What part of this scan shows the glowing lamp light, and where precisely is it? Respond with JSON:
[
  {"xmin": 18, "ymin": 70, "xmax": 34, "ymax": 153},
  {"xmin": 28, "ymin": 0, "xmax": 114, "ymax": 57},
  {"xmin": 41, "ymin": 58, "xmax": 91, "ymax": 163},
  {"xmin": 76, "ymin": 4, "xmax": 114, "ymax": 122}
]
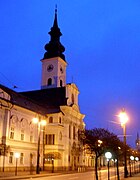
[
  {"xmin": 14, "ymin": 152, "xmax": 20, "ymax": 176},
  {"xmin": 98, "ymin": 140, "xmax": 103, "ymax": 147},
  {"xmin": 118, "ymin": 109, "xmax": 128, "ymax": 178},
  {"xmin": 130, "ymin": 156, "xmax": 134, "ymax": 161},
  {"xmin": 135, "ymin": 157, "xmax": 139, "ymax": 161},
  {"xmin": 41, "ymin": 120, "xmax": 47, "ymax": 126},
  {"xmin": 118, "ymin": 110, "xmax": 128, "ymax": 126},
  {"xmin": 105, "ymin": 151, "xmax": 112, "ymax": 180},
  {"xmin": 14, "ymin": 152, "xmax": 20, "ymax": 158},
  {"xmin": 98, "ymin": 140, "xmax": 103, "ymax": 144},
  {"xmin": 32, "ymin": 116, "xmax": 47, "ymax": 174},
  {"xmin": 32, "ymin": 117, "xmax": 39, "ymax": 124},
  {"xmin": 105, "ymin": 152, "xmax": 112, "ymax": 161}
]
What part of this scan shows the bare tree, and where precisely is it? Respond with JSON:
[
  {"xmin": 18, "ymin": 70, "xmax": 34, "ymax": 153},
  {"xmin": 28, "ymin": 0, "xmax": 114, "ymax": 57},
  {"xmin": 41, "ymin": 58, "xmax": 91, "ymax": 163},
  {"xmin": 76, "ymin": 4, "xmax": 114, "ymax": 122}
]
[{"xmin": 83, "ymin": 128, "xmax": 124, "ymax": 180}]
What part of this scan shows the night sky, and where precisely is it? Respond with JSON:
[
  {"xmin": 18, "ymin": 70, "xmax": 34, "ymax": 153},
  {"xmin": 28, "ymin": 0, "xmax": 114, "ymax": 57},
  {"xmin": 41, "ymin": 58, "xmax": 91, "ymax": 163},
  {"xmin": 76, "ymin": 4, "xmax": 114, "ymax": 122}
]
[{"xmin": 0, "ymin": 1, "xmax": 140, "ymax": 147}]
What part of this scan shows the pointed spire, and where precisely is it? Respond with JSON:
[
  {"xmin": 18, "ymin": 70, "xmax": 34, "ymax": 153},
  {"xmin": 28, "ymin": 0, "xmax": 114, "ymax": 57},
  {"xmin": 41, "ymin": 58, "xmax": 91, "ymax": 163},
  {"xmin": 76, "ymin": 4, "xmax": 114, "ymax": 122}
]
[
  {"xmin": 137, "ymin": 132, "xmax": 139, "ymax": 140},
  {"xmin": 53, "ymin": 5, "xmax": 58, "ymax": 28},
  {"xmin": 49, "ymin": 5, "xmax": 62, "ymax": 39},
  {"xmin": 43, "ymin": 7, "xmax": 66, "ymax": 61}
]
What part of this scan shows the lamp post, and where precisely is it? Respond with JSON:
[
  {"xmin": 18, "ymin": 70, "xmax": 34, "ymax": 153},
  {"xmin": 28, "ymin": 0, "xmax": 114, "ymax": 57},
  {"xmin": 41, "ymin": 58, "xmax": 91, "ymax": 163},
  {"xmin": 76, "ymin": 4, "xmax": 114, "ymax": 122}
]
[
  {"xmin": 14, "ymin": 152, "xmax": 20, "ymax": 176},
  {"xmin": 118, "ymin": 109, "xmax": 128, "ymax": 178},
  {"xmin": 135, "ymin": 157, "xmax": 139, "ymax": 173},
  {"xmin": 52, "ymin": 158, "xmax": 54, "ymax": 173},
  {"xmin": 33, "ymin": 117, "xmax": 46, "ymax": 174},
  {"xmin": 105, "ymin": 152, "xmax": 112, "ymax": 180},
  {"xmin": 130, "ymin": 156, "xmax": 134, "ymax": 176},
  {"xmin": 130, "ymin": 155, "xmax": 134, "ymax": 175}
]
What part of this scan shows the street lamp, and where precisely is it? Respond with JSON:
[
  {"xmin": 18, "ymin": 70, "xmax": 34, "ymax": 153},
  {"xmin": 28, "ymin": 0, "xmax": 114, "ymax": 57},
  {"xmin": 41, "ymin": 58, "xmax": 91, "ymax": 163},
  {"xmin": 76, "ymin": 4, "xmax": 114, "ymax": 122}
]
[
  {"xmin": 118, "ymin": 109, "xmax": 128, "ymax": 178},
  {"xmin": 130, "ymin": 155, "xmax": 134, "ymax": 176},
  {"xmin": 52, "ymin": 158, "xmax": 54, "ymax": 173},
  {"xmin": 130, "ymin": 155, "xmax": 134, "ymax": 175},
  {"xmin": 14, "ymin": 152, "xmax": 20, "ymax": 176},
  {"xmin": 135, "ymin": 157, "xmax": 139, "ymax": 173},
  {"xmin": 105, "ymin": 151, "xmax": 112, "ymax": 180},
  {"xmin": 98, "ymin": 140, "xmax": 103, "ymax": 147},
  {"xmin": 33, "ymin": 117, "xmax": 47, "ymax": 174}
]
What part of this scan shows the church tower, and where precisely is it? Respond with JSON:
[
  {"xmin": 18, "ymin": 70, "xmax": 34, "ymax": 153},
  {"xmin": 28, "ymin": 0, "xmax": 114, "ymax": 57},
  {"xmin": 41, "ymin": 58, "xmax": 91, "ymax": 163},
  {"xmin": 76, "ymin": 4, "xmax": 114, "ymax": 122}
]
[
  {"xmin": 18, "ymin": 8, "xmax": 85, "ymax": 171},
  {"xmin": 41, "ymin": 8, "xmax": 67, "ymax": 89},
  {"xmin": 136, "ymin": 132, "xmax": 140, "ymax": 151}
]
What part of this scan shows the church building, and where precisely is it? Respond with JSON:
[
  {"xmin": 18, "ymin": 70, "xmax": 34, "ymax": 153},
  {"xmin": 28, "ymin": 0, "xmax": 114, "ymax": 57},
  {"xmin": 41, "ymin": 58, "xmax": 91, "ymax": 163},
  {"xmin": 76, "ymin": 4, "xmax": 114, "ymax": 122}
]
[
  {"xmin": 136, "ymin": 133, "xmax": 140, "ymax": 152},
  {"xmin": 0, "ymin": 8, "xmax": 85, "ymax": 172}
]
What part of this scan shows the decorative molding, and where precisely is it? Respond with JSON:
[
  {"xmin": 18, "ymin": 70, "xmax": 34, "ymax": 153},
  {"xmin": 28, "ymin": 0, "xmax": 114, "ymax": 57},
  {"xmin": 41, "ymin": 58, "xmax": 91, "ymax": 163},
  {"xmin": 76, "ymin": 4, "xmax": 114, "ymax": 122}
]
[{"xmin": 10, "ymin": 115, "xmax": 18, "ymax": 124}]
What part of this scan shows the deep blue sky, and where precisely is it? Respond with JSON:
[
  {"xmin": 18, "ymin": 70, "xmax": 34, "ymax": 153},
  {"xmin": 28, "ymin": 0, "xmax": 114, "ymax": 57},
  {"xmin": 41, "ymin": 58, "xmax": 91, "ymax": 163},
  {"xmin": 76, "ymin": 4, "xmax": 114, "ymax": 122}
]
[{"xmin": 0, "ymin": 1, "xmax": 140, "ymax": 147}]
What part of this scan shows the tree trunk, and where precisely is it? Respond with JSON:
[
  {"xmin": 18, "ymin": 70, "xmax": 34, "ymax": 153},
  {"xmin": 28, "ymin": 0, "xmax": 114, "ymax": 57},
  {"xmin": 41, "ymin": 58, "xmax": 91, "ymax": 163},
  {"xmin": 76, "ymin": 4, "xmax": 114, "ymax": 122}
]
[{"xmin": 95, "ymin": 155, "xmax": 98, "ymax": 180}]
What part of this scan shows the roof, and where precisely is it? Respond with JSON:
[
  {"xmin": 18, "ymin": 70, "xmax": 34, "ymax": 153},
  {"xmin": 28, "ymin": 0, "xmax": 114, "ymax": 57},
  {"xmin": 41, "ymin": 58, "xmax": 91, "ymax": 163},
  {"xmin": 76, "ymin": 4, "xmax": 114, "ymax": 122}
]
[
  {"xmin": 0, "ymin": 84, "xmax": 48, "ymax": 115},
  {"xmin": 19, "ymin": 87, "xmax": 67, "ymax": 113}
]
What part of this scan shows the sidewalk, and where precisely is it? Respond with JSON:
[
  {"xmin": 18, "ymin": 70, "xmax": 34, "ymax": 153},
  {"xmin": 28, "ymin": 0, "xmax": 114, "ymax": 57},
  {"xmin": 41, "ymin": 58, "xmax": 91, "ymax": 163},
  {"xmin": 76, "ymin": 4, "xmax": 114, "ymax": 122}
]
[
  {"xmin": 122, "ymin": 173, "xmax": 140, "ymax": 180},
  {"xmin": 1, "ymin": 169, "xmax": 140, "ymax": 180},
  {"xmin": 0, "ymin": 167, "xmax": 92, "ymax": 179},
  {"xmin": 0, "ymin": 170, "xmax": 79, "ymax": 180}
]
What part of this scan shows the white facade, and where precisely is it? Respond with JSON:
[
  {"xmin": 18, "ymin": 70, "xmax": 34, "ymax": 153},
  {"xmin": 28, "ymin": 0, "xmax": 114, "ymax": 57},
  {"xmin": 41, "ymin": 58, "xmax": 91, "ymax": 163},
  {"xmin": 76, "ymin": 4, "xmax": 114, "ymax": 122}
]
[
  {"xmin": 41, "ymin": 57, "xmax": 67, "ymax": 89},
  {"xmin": 44, "ymin": 84, "xmax": 85, "ymax": 171},
  {"xmin": 0, "ymin": 84, "xmax": 85, "ymax": 172},
  {"xmin": 0, "ymin": 9, "xmax": 85, "ymax": 172},
  {"xmin": 0, "ymin": 87, "xmax": 45, "ymax": 172}
]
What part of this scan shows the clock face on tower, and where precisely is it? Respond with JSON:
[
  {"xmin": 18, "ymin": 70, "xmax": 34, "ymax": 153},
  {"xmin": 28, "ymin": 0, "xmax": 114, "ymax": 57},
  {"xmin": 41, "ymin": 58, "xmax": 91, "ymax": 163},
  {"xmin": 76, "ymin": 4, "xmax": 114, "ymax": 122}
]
[{"xmin": 47, "ymin": 64, "xmax": 54, "ymax": 72}]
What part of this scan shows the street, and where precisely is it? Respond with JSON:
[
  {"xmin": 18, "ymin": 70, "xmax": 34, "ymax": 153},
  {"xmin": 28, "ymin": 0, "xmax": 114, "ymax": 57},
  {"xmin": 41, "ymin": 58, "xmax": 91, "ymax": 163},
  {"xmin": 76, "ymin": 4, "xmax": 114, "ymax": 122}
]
[{"xmin": 19, "ymin": 167, "xmax": 124, "ymax": 180}]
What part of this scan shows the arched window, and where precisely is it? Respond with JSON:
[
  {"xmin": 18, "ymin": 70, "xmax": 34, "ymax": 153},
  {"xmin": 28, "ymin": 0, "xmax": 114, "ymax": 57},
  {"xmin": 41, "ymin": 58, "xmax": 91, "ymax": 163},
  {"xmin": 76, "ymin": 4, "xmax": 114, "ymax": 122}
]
[
  {"xmin": 60, "ymin": 80, "xmax": 63, "ymax": 87},
  {"xmin": 48, "ymin": 78, "xmax": 52, "ymax": 86},
  {"xmin": 49, "ymin": 117, "xmax": 53, "ymax": 123},
  {"xmin": 72, "ymin": 94, "xmax": 74, "ymax": 104},
  {"xmin": 59, "ymin": 117, "xmax": 62, "ymax": 124}
]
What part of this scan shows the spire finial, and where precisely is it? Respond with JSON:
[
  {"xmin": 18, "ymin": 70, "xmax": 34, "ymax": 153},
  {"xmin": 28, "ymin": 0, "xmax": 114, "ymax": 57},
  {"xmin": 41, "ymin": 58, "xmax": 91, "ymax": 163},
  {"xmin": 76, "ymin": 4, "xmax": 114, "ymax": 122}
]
[
  {"xmin": 43, "ymin": 7, "xmax": 66, "ymax": 61},
  {"xmin": 53, "ymin": 4, "xmax": 58, "ymax": 28},
  {"xmin": 55, "ymin": 4, "xmax": 57, "ymax": 14}
]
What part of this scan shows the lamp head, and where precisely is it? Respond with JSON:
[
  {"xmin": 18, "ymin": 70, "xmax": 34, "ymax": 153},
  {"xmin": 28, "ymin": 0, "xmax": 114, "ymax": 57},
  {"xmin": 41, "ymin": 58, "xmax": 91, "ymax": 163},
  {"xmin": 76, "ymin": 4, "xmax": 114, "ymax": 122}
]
[
  {"xmin": 14, "ymin": 152, "xmax": 20, "ymax": 158},
  {"xmin": 32, "ymin": 117, "xmax": 39, "ymax": 124},
  {"xmin": 130, "ymin": 156, "xmax": 134, "ymax": 161},
  {"xmin": 105, "ymin": 151, "xmax": 112, "ymax": 160},
  {"xmin": 41, "ymin": 119, "xmax": 47, "ymax": 126},
  {"xmin": 135, "ymin": 157, "xmax": 139, "ymax": 161},
  {"xmin": 118, "ymin": 109, "xmax": 128, "ymax": 126}
]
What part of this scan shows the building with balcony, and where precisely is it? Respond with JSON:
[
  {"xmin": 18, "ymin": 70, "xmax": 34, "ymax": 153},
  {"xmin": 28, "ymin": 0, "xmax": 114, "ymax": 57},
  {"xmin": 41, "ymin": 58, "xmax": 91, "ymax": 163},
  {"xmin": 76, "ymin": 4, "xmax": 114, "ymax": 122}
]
[{"xmin": 0, "ymin": 8, "xmax": 85, "ymax": 172}]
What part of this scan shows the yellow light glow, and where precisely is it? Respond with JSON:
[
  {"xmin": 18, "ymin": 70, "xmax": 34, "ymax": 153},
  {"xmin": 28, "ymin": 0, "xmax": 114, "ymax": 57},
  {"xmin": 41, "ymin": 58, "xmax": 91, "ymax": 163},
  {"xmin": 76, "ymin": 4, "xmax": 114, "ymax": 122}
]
[
  {"xmin": 14, "ymin": 152, "xmax": 20, "ymax": 158},
  {"xmin": 130, "ymin": 156, "xmax": 134, "ymax": 161},
  {"xmin": 98, "ymin": 140, "xmax": 103, "ymax": 144},
  {"xmin": 32, "ymin": 117, "xmax": 39, "ymax": 124},
  {"xmin": 41, "ymin": 120, "xmax": 47, "ymax": 126},
  {"xmin": 118, "ymin": 110, "xmax": 128, "ymax": 126},
  {"xmin": 105, "ymin": 152, "xmax": 112, "ymax": 159}
]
